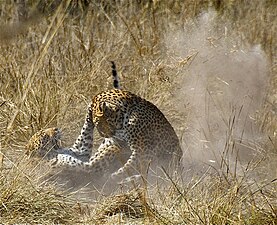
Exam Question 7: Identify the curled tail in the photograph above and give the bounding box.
[111,61,120,89]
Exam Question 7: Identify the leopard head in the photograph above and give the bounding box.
[25,127,62,158]
[92,96,122,138]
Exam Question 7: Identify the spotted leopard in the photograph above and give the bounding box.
[52,62,183,177]
[25,105,95,164]
[90,89,182,177]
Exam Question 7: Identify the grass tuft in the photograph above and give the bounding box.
[0,161,84,223]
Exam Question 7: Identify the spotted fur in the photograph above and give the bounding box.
[91,89,182,177]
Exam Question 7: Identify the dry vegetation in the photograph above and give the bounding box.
[0,0,276,224]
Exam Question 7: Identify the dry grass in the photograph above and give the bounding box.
[0,0,276,224]
[0,160,84,223]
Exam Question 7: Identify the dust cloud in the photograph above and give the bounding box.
[165,10,269,175]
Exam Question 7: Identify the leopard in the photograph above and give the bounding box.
[90,88,182,177]
[52,62,183,177]
[26,62,182,178]
[25,105,95,164]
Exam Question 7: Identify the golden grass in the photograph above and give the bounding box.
[0,161,83,224]
[0,0,276,224]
